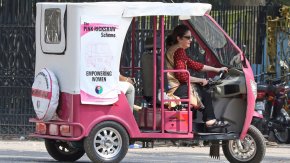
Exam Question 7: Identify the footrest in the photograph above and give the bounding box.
[206,125,229,133]
[194,132,239,140]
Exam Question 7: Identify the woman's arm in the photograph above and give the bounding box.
[201,65,228,73]
[119,74,134,84]
[119,74,127,81]
[190,76,208,86]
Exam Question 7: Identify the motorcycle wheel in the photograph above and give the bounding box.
[287,128,290,144]
[273,109,290,143]
[222,125,266,163]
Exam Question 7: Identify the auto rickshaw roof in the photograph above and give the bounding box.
[39,2,212,17]
[121,2,211,17]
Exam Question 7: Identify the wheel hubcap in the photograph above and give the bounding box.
[94,127,122,159]
[228,134,257,161]
[55,141,75,154]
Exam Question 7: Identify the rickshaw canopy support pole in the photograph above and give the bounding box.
[160,16,165,133]
[131,17,136,78]
[153,16,157,131]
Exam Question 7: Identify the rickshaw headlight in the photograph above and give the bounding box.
[250,80,257,99]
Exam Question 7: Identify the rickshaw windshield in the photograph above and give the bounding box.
[189,16,242,69]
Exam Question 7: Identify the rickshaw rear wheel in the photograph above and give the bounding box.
[45,139,85,162]
[222,125,266,163]
[84,121,129,163]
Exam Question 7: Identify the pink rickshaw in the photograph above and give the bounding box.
[30,2,265,163]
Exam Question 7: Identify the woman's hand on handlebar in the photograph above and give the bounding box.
[190,77,208,86]
[216,67,228,73]
[200,78,208,86]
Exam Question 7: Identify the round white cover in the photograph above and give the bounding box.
[32,68,59,121]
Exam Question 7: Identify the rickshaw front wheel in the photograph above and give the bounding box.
[222,125,266,163]
[45,139,85,162]
[84,121,129,163]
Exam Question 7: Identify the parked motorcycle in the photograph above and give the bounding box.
[252,73,290,143]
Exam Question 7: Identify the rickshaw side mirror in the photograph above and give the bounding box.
[241,45,248,68]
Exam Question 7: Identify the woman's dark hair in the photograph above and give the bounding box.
[166,24,190,47]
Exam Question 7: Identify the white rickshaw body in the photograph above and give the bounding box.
[30,2,265,163]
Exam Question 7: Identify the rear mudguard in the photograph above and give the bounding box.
[253,111,263,119]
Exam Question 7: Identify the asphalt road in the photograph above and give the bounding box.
[0,140,289,163]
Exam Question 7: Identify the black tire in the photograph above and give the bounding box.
[273,109,290,143]
[274,127,289,143]
[84,121,129,163]
[222,125,266,163]
[287,128,290,144]
[45,139,85,162]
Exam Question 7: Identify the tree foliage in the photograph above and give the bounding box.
[278,0,290,5]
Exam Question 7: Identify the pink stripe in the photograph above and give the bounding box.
[80,90,118,102]
[32,88,52,99]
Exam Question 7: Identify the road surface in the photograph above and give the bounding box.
[0,140,289,163]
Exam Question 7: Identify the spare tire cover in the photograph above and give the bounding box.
[32,68,59,121]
